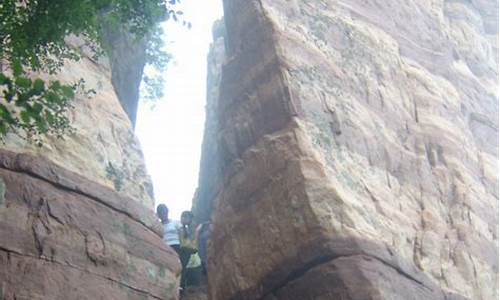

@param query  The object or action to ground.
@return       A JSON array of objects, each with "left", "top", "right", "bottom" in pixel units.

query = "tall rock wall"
[
  {"left": 193, "top": 20, "right": 227, "bottom": 224},
  {"left": 0, "top": 36, "right": 180, "bottom": 299},
  {"left": 198, "top": 0, "right": 498, "bottom": 299}
]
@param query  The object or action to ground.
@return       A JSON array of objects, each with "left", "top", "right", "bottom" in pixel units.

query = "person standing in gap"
[
  {"left": 157, "top": 204, "right": 182, "bottom": 256},
  {"left": 179, "top": 211, "right": 202, "bottom": 289}
]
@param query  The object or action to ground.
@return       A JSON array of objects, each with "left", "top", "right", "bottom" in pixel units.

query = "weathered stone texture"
[
  {"left": 193, "top": 20, "right": 227, "bottom": 224},
  {"left": 102, "top": 27, "right": 147, "bottom": 127},
  {"left": 0, "top": 37, "right": 179, "bottom": 298},
  {"left": 0, "top": 150, "right": 180, "bottom": 300},
  {"left": 2, "top": 36, "right": 154, "bottom": 207},
  {"left": 200, "top": 0, "right": 498, "bottom": 299}
]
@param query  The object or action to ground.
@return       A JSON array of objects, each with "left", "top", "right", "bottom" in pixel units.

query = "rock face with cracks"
[
  {"left": 197, "top": 0, "right": 498, "bottom": 299},
  {"left": 0, "top": 36, "right": 180, "bottom": 299}
]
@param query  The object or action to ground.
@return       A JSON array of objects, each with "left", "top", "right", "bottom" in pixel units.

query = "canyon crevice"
[{"left": 0, "top": 0, "right": 497, "bottom": 299}]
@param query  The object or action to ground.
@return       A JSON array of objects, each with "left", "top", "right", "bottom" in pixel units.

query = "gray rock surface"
[
  {"left": 193, "top": 19, "right": 227, "bottom": 224},
  {"left": 102, "top": 26, "right": 147, "bottom": 127}
]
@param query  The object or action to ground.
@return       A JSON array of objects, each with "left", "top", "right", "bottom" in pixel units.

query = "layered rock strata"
[
  {"left": 198, "top": 0, "right": 499, "bottom": 299},
  {"left": 0, "top": 150, "right": 179, "bottom": 299},
  {"left": 0, "top": 36, "right": 180, "bottom": 298}
]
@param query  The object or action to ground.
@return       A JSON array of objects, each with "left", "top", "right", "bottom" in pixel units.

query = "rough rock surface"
[
  {"left": 0, "top": 150, "right": 180, "bottom": 299},
  {"left": 198, "top": 0, "right": 498, "bottom": 299},
  {"left": 2, "top": 36, "right": 154, "bottom": 207},
  {"left": 193, "top": 19, "right": 227, "bottom": 224},
  {"left": 0, "top": 37, "right": 180, "bottom": 299},
  {"left": 102, "top": 27, "right": 147, "bottom": 127}
]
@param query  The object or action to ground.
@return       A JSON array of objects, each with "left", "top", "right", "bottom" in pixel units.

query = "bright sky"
[{"left": 135, "top": 1, "right": 223, "bottom": 220}]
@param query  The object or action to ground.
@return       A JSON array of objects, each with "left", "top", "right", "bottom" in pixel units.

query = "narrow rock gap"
[
  {"left": 0, "top": 0, "right": 496, "bottom": 299},
  {"left": 135, "top": 1, "right": 223, "bottom": 299}
]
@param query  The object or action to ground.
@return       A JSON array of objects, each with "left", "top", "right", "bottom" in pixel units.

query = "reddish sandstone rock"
[
  {"left": 198, "top": 0, "right": 498, "bottom": 299},
  {"left": 0, "top": 33, "right": 179, "bottom": 299},
  {"left": 0, "top": 150, "right": 180, "bottom": 300}
]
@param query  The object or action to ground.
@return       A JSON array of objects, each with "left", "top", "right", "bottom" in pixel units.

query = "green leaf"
[
  {"left": 36, "top": 119, "right": 47, "bottom": 133},
  {"left": 20, "top": 111, "right": 31, "bottom": 123},
  {"left": 45, "top": 111, "right": 55, "bottom": 125},
  {"left": 0, "top": 105, "right": 13, "bottom": 123},
  {"left": 0, "top": 0, "right": 178, "bottom": 145},
  {"left": 45, "top": 91, "right": 58, "bottom": 104},
  {"left": 12, "top": 60, "right": 23, "bottom": 77},
  {"left": 0, "top": 73, "right": 8, "bottom": 85},
  {"left": 0, "top": 121, "right": 7, "bottom": 136},
  {"left": 33, "top": 79, "right": 45, "bottom": 94},
  {"left": 15, "top": 93, "right": 30, "bottom": 106},
  {"left": 15, "top": 77, "right": 32, "bottom": 89},
  {"left": 61, "top": 85, "right": 75, "bottom": 98},
  {"left": 51, "top": 81, "right": 61, "bottom": 90},
  {"left": 33, "top": 103, "right": 43, "bottom": 114}
]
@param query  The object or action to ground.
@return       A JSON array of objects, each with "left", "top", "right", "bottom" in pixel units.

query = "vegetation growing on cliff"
[{"left": 0, "top": 0, "right": 183, "bottom": 145}]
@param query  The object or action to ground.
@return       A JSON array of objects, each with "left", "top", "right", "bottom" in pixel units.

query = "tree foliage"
[{"left": 0, "top": 0, "right": 183, "bottom": 144}]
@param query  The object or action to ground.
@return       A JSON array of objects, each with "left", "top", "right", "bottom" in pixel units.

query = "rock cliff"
[
  {"left": 193, "top": 20, "right": 227, "bottom": 224},
  {"left": 0, "top": 35, "right": 180, "bottom": 299},
  {"left": 197, "top": 1, "right": 498, "bottom": 299}
]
